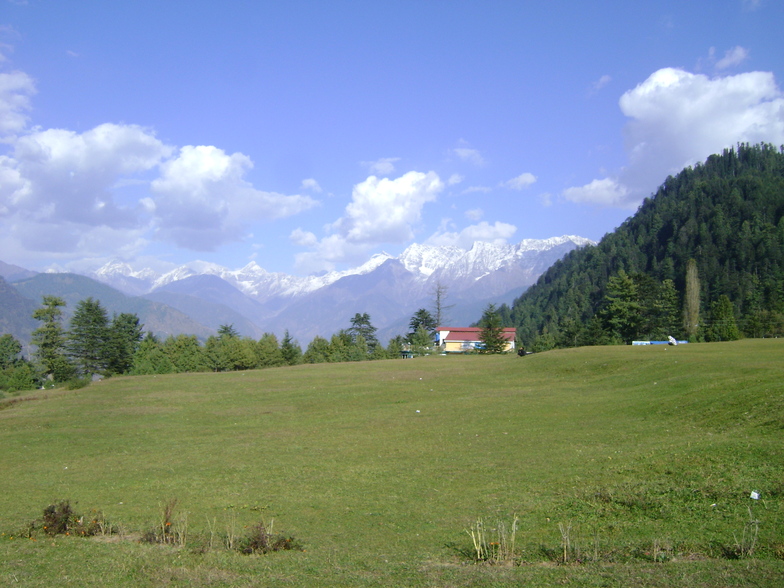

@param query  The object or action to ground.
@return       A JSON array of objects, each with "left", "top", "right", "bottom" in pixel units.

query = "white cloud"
[
  {"left": 362, "top": 157, "right": 400, "bottom": 175},
  {"left": 447, "top": 173, "right": 464, "bottom": 186},
  {"left": 461, "top": 185, "right": 492, "bottom": 194},
  {"left": 715, "top": 46, "right": 749, "bottom": 70},
  {"left": 426, "top": 220, "right": 517, "bottom": 249},
  {"left": 563, "top": 178, "right": 629, "bottom": 207},
  {"left": 289, "top": 227, "right": 318, "bottom": 247},
  {"left": 300, "top": 178, "right": 322, "bottom": 192},
  {"left": 6, "top": 123, "right": 171, "bottom": 225},
  {"left": 563, "top": 67, "right": 784, "bottom": 207},
  {"left": 589, "top": 74, "right": 612, "bottom": 95},
  {"left": 0, "top": 70, "right": 35, "bottom": 138},
  {"left": 293, "top": 170, "right": 443, "bottom": 273},
  {"left": 339, "top": 171, "right": 443, "bottom": 242},
  {"left": 151, "top": 145, "right": 317, "bottom": 250},
  {"left": 465, "top": 208, "right": 483, "bottom": 221},
  {"left": 502, "top": 172, "right": 537, "bottom": 190},
  {"left": 452, "top": 147, "right": 485, "bottom": 166}
]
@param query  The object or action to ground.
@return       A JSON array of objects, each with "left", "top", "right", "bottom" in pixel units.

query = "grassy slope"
[{"left": 0, "top": 340, "right": 782, "bottom": 586}]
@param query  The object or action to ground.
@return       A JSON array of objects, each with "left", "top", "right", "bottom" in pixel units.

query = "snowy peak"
[
  {"left": 90, "top": 235, "right": 594, "bottom": 302},
  {"left": 398, "top": 235, "right": 592, "bottom": 280}
]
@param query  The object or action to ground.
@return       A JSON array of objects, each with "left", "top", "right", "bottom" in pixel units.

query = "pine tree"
[
  {"left": 599, "top": 270, "right": 642, "bottom": 344},
  {"left": 408, "top": 308, "right": 437, "bottom": 340},
  {"left": 280, "top": 330, "right": 302, "bottom": 365},
  {"left": 131, "top": 334, "right": 176, "bottom": 375},
  {"left": 347, "top": 313, "right": 378, "bottom": 353},
  {"left": 0, "top": 334, "right": 22, "bottom": 370},
  {"left": 410, "top": 324, "right": 434, "bottom": 356},
  {"left": 67, "top": 297, "right": 110, "bottom": 376},
  {"left": 705, "top": 295, "right": 740, "bottom": 342},
  {"left": 105, "top": 313, "right": 144, "bottom": 375},
  {"left": 303, "top": 336, "right": 331, "bottom": 364},
  {"left": 479, "top": 304, "right": 508, "bottom": 353},
  {"left": 31, "top": 295, "right": 74, "bottom": 381},
  {"left": 256, "top": 333, "right": 285, "bottom": 367}
]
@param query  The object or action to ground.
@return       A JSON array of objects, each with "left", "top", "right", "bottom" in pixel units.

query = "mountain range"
[{"left": 1, "top": 235, "right": 592, "bottom": 347}]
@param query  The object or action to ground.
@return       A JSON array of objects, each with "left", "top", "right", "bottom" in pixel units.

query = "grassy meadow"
[{"left": 1, "top": 339, "right": 783, "bottom": 586}]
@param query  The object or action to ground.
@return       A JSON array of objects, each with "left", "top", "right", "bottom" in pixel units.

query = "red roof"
[{"left": 439, "top": 327, "right": 516, "bottom": 342}]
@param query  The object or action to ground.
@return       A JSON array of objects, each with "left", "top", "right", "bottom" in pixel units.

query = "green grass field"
[{"left": 1, "top": 340, "right": 783, "bottom": 586}]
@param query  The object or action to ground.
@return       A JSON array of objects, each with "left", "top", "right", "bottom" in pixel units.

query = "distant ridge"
[{"left": 88, "top": 235, "right": 593, "bottom": 344}]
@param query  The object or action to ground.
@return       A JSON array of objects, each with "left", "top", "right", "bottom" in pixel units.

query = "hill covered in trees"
[{"left": 505, "top": 143, "right": 784, "bottom": 349}]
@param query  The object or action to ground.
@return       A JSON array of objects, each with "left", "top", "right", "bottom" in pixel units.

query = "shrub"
[
  {"left": 237, "top": 519, "right": 302, "bottom": 555},
  {"left": 31, "top": 500, "right": 111, "bottom": 537}
]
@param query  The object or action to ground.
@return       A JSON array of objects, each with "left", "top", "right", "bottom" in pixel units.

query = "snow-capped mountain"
[{"left": 89, "top": 235, "right": 594, "bottom": 343}]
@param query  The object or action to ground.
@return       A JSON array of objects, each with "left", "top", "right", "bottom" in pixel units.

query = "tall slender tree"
[
  {"left": 431, "top": 281, "right": 453, "bottom": 327},
  {"left": 31, "top": 295, "right": 73, "bottom": 381},
  {"left": 683, "top": 259, "right": 701, "bottom": 340}
]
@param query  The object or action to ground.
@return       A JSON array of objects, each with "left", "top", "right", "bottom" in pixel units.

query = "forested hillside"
[{"left": 507, "top": 143, "right": 784, "bottom": 348}]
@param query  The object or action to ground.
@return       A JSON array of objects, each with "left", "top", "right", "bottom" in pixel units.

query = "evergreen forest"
[{"left": 504, "top": 143, "right": 784, "bottom": 349}]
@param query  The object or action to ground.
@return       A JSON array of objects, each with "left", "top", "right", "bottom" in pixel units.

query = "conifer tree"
[
  {"left": 105, "top": 313, "right": 144, "bottom": 375},
  {"left": 479, "top": 304, "right": 508, "bottom": 353},
  {"left": 67, "top": 297, "right": 110, "bottom": 376},
  {"left": 705, "top": 295, "right": 740, "bottom": 342},
  {"left": 31, "top": 295, "right": 73, "bottom": 381},
  {"left": 280, "top": 330, "right": 302, "bottom": 365}
]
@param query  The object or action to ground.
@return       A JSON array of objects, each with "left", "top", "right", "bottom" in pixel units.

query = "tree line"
[
  {"left": 1, "top": 280, "right": 514, "bottom": 395},
  {"left": 504, "top": 143, "right": 784, "bottom": 351}
]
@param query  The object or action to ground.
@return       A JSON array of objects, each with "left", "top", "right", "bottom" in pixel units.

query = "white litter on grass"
[
  {"left": 415, "top": 410, "right": 420, "bottom": 413},
  {"left": 751, "top": 491, "right": 760, "bottom": 500}
]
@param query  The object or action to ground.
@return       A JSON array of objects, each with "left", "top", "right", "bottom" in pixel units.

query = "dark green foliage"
[
  {"left": 217, "top": 324, "right": 240, "bottom": 338},
  {"left": 408, "top": 308, "right": 436, "bottom": 340},
  {"left": 705, "top": 295, "right": 740, "bottom": 342},
  {"left": 256, "top": 333, "right": 285, "bottom": 368},
  {"left": 163, "top": 334, "right": 209, "bottom": 372},
  {"left": 479, "top": 304, "right": 508, "bottom": 353},
  {"left": 0, "top": 356, "right": 38, "bottom": 393},
  {"left": 280, "top": 330, "right": 302, "bottom": 365},
  {"left": 510, "top": 144, "right": 784, "bottom": 347},
  {"left": 409, "top": 325, "right": 433, "bottom": 355},
  {"left": 0, "top": 334, "right": 22, "bottom": 369},
  {"left": 385, "top": 335, "right": 406, "bottom": 358},
  {"left": 131, "top": 334, "right": 176, "bottom": 375},
  {"left": 598, "top": 270, "right": 642, "bottom": 344},
  {"left": 347, "top": 312, "right": 378, "bottom": 353},
  {"left": 105, "top": 313, "right": 144, "bottom": 375},
  {"left": 303, "top": 336, "right": 331, "bottom": 363},
  {"left": 33, "top": 500, "right": 109, "bottom": 537},
  {"left": 67, "top": 297, "right": 110, "bottom": 375},
  {"left": 204, "top": 333, "right": 257, "bottom": 372},
  {"left": 31, "top": 295, "right": 73, "bottom": 381}
]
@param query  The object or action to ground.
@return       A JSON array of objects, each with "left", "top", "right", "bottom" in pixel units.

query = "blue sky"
[{"left": 1, "top": 0, "right": 783, "bottom": 276}]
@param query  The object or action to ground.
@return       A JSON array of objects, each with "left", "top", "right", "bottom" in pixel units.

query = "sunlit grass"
[{"left": 1, "top": 339, "right": 783, "bottom": 585}]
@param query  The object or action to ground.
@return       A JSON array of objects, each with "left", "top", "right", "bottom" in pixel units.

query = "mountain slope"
[
  {"left": 0, "top": 276, "right": 38, "bottom": 349},
  {"left": 10, "top": 273, "right": 215, "bottom": 340},
  {"left": 85, "top": 235, "right": 593, "bottom": 344},
  {"left": 509, "top": 143, "right": 784, "bottom": 346}
]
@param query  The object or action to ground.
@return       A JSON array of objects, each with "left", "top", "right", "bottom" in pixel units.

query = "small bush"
[
  {"left": 65, "top": 377, "right": 91, "bottom": 390},
  {"left": 30, "top": 500, "right": 112, "bottom": 537},
  {"left": 237, "top": 519, "right": 302, "bottom": 555}
]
